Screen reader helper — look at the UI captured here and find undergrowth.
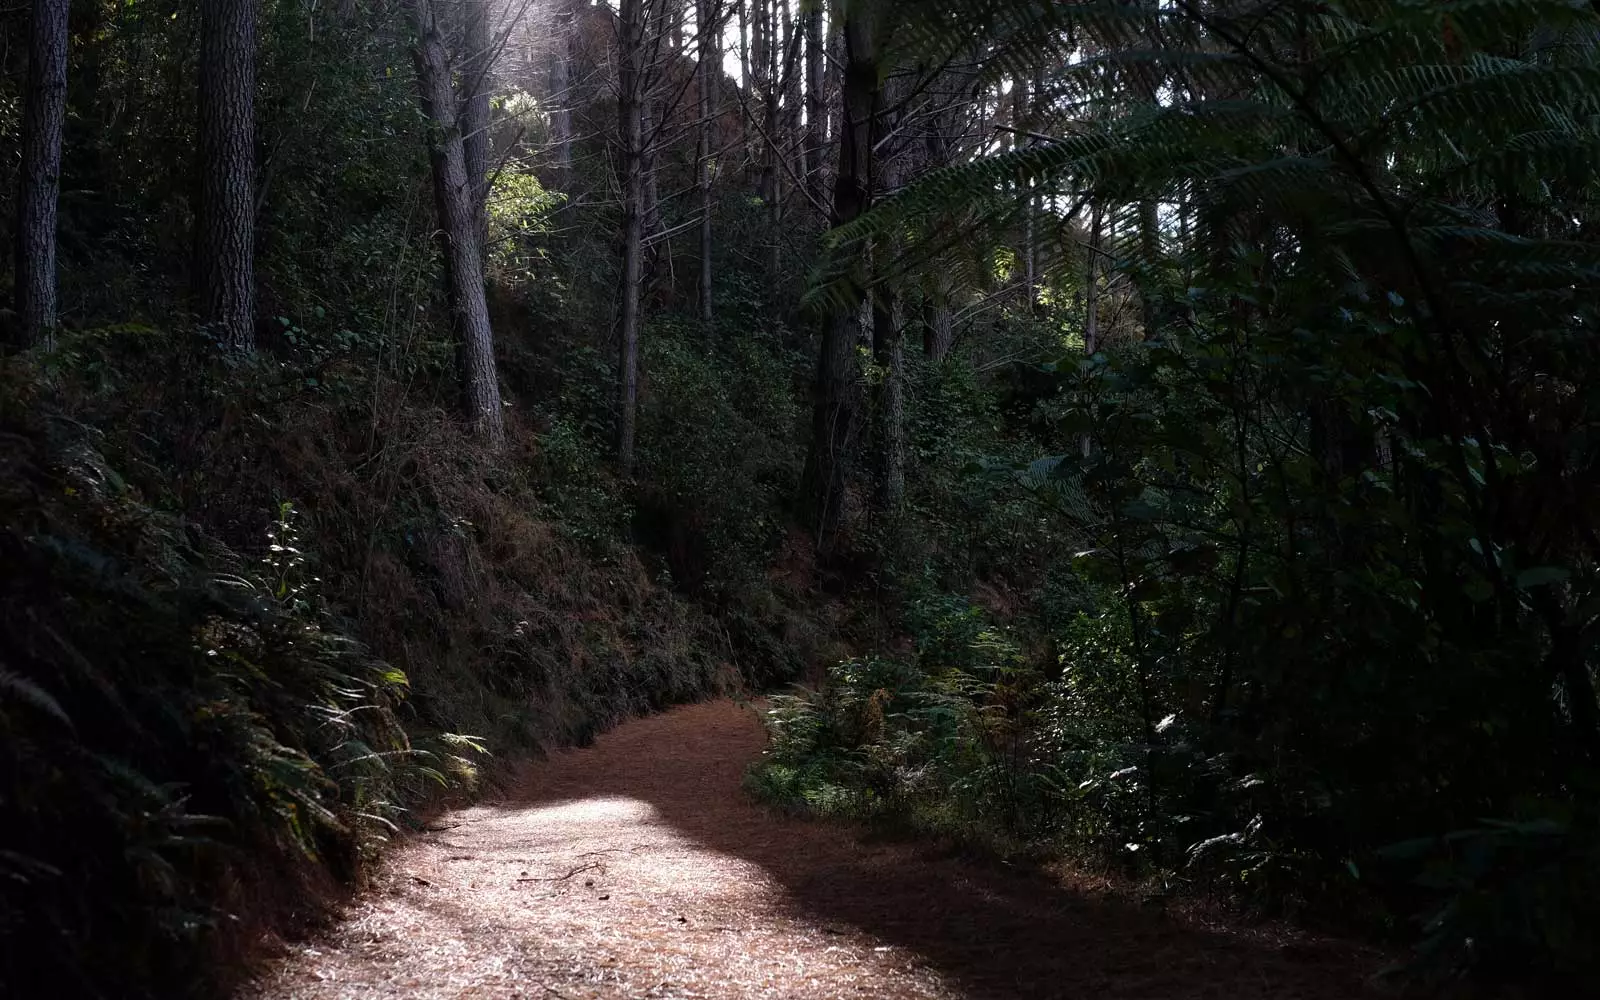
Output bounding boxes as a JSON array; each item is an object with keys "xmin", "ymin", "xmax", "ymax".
[{"xmin": 0, "ymin": 292, "xmax": 820, "ymax": 996}]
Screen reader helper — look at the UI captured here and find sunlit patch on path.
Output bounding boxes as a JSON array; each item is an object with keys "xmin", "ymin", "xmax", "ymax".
[{"xmin": 246, "ymin": 701, "xmax": 1377, "ymax": 1000}]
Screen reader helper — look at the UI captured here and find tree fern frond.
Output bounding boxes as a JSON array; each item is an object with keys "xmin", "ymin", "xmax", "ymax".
[{"xmin": 0, "ymin": 668, "xmax": 73, "ymax": 730}]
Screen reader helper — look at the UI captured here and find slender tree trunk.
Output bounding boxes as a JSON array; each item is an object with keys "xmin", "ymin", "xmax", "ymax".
[
  {"xmin": 780, "ymin": 0, "xmax": 802, "ymax": 207},
  {"xmin": 1085, "ymin": 203, "xmax": 1101, "ymax": 355},
  {"xmin": 753, "ymin": 0, "xmax": 781, "ymax": 277},
  {"xmin": 460, "ymin": 0, "xmax": 492, "ymax": 249},
  {"xmin": 925, "ymin": 273, "xmax": 954, "ymax": 361},
  {"xmin": 801, "ymin": 7, "xmax": 875, "ymax": 549},
  {"xmin": 548, "ymin": 0, "xmax": 573, "ymax": 180},
  {"xmin": 642, "ymin": 100, "xmax": 661, "ymax": 254},
  {"xmin": 737, "ymin": 0, "xmax": 750, "ymax": 175},
  {"xmin": 1082, "ymin": 202, "xmax": 1101, "ymax": 457},
  {"xmin": 871, "ymin": 69, "xmax": 904, "ymax": 513},
  {"xmin": 14, "ymin": 0, "xmax": 68, "ymax": 352},
  {"xmin": 825, "ymin": 11, "xmax": 842, "ymax": 157},
  {"xmin": 412, "ymin": 0, "xmax": 505, "ymax": 446},
  {"xmin": 873, "ymin": 286, "xmax": 905, "ymax": 512},
  {"xmin": 616, "ymin": 0, "xmax": 647, "ymax": 475},
  {"xmin": 802, "ymin": 0, "xmax": 825, "ymax": 213},
  {"xmin": 1139, "ymin": 197, "xmax": 1161, "ymax": 338},
  {"xmin": 1014, "ymin": 77, "xmax": 1036, "ymax": 312},
  {"xmin": 921, "ymin": 76, "xmax": 959, "ymax": 362},
  {"xmin": 198, "ymin": 0, "xmax": 257, "ymax": 352},
  {"xmin": 697, "ymin": 0, "xmax": 717, "ymax": 326}
]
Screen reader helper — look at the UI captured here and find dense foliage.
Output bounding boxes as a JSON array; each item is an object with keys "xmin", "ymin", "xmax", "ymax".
[
  {"xmin": 3, "ymin": 0, "xmax": 1598, "ymax": 995},
  {"xmin": 755, "ymin": 0, "xmax": 1600, "ymax": 990}
]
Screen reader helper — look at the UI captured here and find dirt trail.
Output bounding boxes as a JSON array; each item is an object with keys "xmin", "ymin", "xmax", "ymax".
[{"xmin": 247, "ymin": 700, "xmax": 1379, "ymax": 999}]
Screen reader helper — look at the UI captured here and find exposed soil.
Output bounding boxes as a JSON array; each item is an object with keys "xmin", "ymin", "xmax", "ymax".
[{"xmin": 246, "ymin": 700, "xmax": 1383, "ymax": 999}]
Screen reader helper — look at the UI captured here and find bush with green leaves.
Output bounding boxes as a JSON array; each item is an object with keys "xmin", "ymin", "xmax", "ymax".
[
  {"xmin": 791, "ymin": 0, "xmax": 1600, "ymax": 984},
  {"xmin": 636, "ymin": 316, "xmax": 803, "ymax": 599}
]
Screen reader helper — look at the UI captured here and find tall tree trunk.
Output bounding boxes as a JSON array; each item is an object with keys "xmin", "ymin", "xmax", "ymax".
[
  {"xmin": 1082, "ymin": 202, "xmax": 1101, "ymax": 457},
  {"xmin": 198, "ymin": 0, "xmax": 257, "ymax": 352},
  {"xmin": 801, "ymin": 7, "xmax": 875, "ymax": 549},
  {"xmin": 460, "ymin": 0, "xmax": 492, "ymax": 249},
  {"xmin": 697, "ymin": 0, "xmax": 717, "ymax": 326},
  {"xmin": 802, "ymin": 0, "xmax": 825, "ymax": 213},
  {"xmin": 1014, "ymin": 76, "xmax": 1036, "ymax": 312},
  {"xmin": 780, "ymin": 0, "xmax": 802, "ymax": 204},
  {"xmin": 1139, "ymin": 197, "xmax": 1161, "ymax": 338},
  {"xmin": 924, "ymin": 273, "xmax": 954, "ymax": 361},
  {"xmin": 754, "ymin": 0, "xmax": 781, "ymax": 277},
  {"xmin": 737, "ymin": 0, "xmax": 751, "ymax": 174},
  {"xmin": 14, "ymin": 0, "xmax": 68, "ymax": 352},
  {"xmin": 642, "ymin": 100, "xmax": 661, "ymax": 253},
  {"xmin": 921, "ymin": 74, "xmax": 959, "ymax": 362},
  {"xmin": 616, "ymin": 0, "xmax": 647, "ymax": 475},
  {"xmin": 872, "ymin": 285, "xmax": 905, "ymax": 512},
  {"xmin": 548, "ymin": 0, "xmax": 573, "ymax": 180},
  {"xmin": 1084, "ymin": 203, "xmax": 1102, "ymax": 355},
  {"xmin": 412, "ymin": 0, "xmax": 505, "ymax": 446},
  {"xmin": 871, "ymin": 69, "xmax": 904, "ymax": 514}
]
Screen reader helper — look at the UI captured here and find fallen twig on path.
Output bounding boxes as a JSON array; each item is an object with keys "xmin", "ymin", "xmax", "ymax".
[{"xmin": 516, "ymin": 861, "xmax": 603, "ymax": 882}]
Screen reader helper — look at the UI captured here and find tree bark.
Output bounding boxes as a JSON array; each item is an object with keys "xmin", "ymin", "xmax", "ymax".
[
  {"xmin": 1082, "ymin": 202, "xmax": 1101, "ymax": 457},
  {"xmin": 1139, "ymin": 197, "xmax": 1161, "ymax": 338},
  {"xmin": 548, "ymin": 0, "xmax": 573, "ymax": 180},
  {"xmin": 1085, "ymin": 203, "xmax": 1101, "ymax": 355},
  {"xmin": 641, "ymin": 100, "xmax": 661, "ymax": 253},
  {"xmin": 754, "ymin": 0, "xmax": 780, "ymax": 277},
  {"xmin": 1014, "ymin": 76, "xmax": 1037, "ymax": 312},
  {"xmin": 802, "ymin": 0, "xmax": 825, "ymax": 213},
  {"xmin": 925, "ymin": 273, "xmax": 954, "ymax": 361},
  {"xmin": 459, "ymin": 0, "xmax": 492, "ymax": 250},
  {"xmin": 616, "ymin": 0, "xmax": 647, "ymax": 475},
  {"xmin": 198, "ymin": 0, "xmax": 257, "ymax": 352},
  {"xmin": 871, "ymin": 65, "xmax": 904, "ymax": 513},
  {"xmin": 14, "ymin": 0, "xmax": 68, "ymax": 352},
  {"xmin": 872, "ymin": 287, "xmax": 905, "ymax": 513},
  {"xmin": 697, "ymin": 0, "xmax": 718, "ymax": 326},
  {"xmin": 412, "ymin": 0, "xmax": 505, "ymax": 447},
  {"xmin": 801, "ymin": 7, "xmax": 876, "ymax": 549}
]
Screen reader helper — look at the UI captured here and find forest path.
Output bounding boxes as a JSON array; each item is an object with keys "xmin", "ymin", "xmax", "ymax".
[{"xmin": 246, "ymin": 700, "xmax": 1378, "ymax": 1000}]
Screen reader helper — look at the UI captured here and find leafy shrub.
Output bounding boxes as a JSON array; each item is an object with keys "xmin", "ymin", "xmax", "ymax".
[{"xmin": 0, "ymin": 377, "xmax": 476, "ymax": 998}]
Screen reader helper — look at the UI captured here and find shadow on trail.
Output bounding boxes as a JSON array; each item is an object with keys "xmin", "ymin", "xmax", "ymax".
[{"xmin": 482, "ymin": 700, "xmax": 1381, "ymax": 1000}]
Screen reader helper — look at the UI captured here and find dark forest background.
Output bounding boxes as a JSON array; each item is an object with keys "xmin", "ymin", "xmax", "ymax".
[{"xmin": 2, "ymin": 1, "xmax": 1598, "ymax": 995}]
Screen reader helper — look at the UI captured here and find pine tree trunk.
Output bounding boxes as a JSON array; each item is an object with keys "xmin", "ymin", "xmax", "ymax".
[
  {"xmin": 802, "ymin": 0, "xmax": 825, "ymax": 213},
  {"xmin": 642, "ymin": 99, "xmax": 660, "ymax": 251},
  {"xmin": 925, "ymin": 273, "xmax": 954, "ymax": 361},
  {"xmin": 921, "ymin": 73, "xmax": 959, "ymax": 362},
  {"xmin": 1139, "ymin": 197, "xmax": 1160, "ymax": 338},
  {"xmin": 736, "ymin": 0, "xmax": 750, "ymax": 164},
  {"xmin": 548, "ymin": 0, "xmax": 573, "ymax": 180},
  {"xmin": 801, "ymin": 8, "xmax": 875, "ymax": 549},
  {"xmin": 697, "ymin": 0, "xmax": 717, "ymax": 326},
  {"xmin": 15, "ymin": 0, "xmax": 68, "ymax": 352},
  {"xmin": 616, "ymin": 0, "xmax": 646, "ymax": 476},
  {"xmin": 1085, "ymin": 204, "xmax": 1101, "ymax": 355},
  {"xmin": 780, "ymin": 0, "xmax": 802, "ymax": 203},
  {"xmin": 198, "ymin": 0, "xmax": 257, "ymax": 352},
  {"xmin": 871, "ymin": 68, "xmax": 904, "ymax": 514},
  {"xmin": 1014, "ymin": 77, "xmax": 1036, "ymax": 312},
  {"xmin": 460, "ymin": 0, "xmax": 492, "ymax": 250},
  {"xmin": 1082, "ymin": 203, "xmax": 1101, "ymax": 457},
  {"xmin": 753, "ymin": 0, "xmax": 780, "ymax": 278},
  {"xmin": 873, "ymin": 288, "xmax": 905, "ymax": 513},
  {"xmin": 412, "ymin": 0, "xmax": 505, "ymax": 447}
]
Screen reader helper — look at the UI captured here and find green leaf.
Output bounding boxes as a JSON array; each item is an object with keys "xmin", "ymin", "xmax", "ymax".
[{"xmin": 1515, "ymin": 566, "xmax": 1569, "ymax": 588}]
